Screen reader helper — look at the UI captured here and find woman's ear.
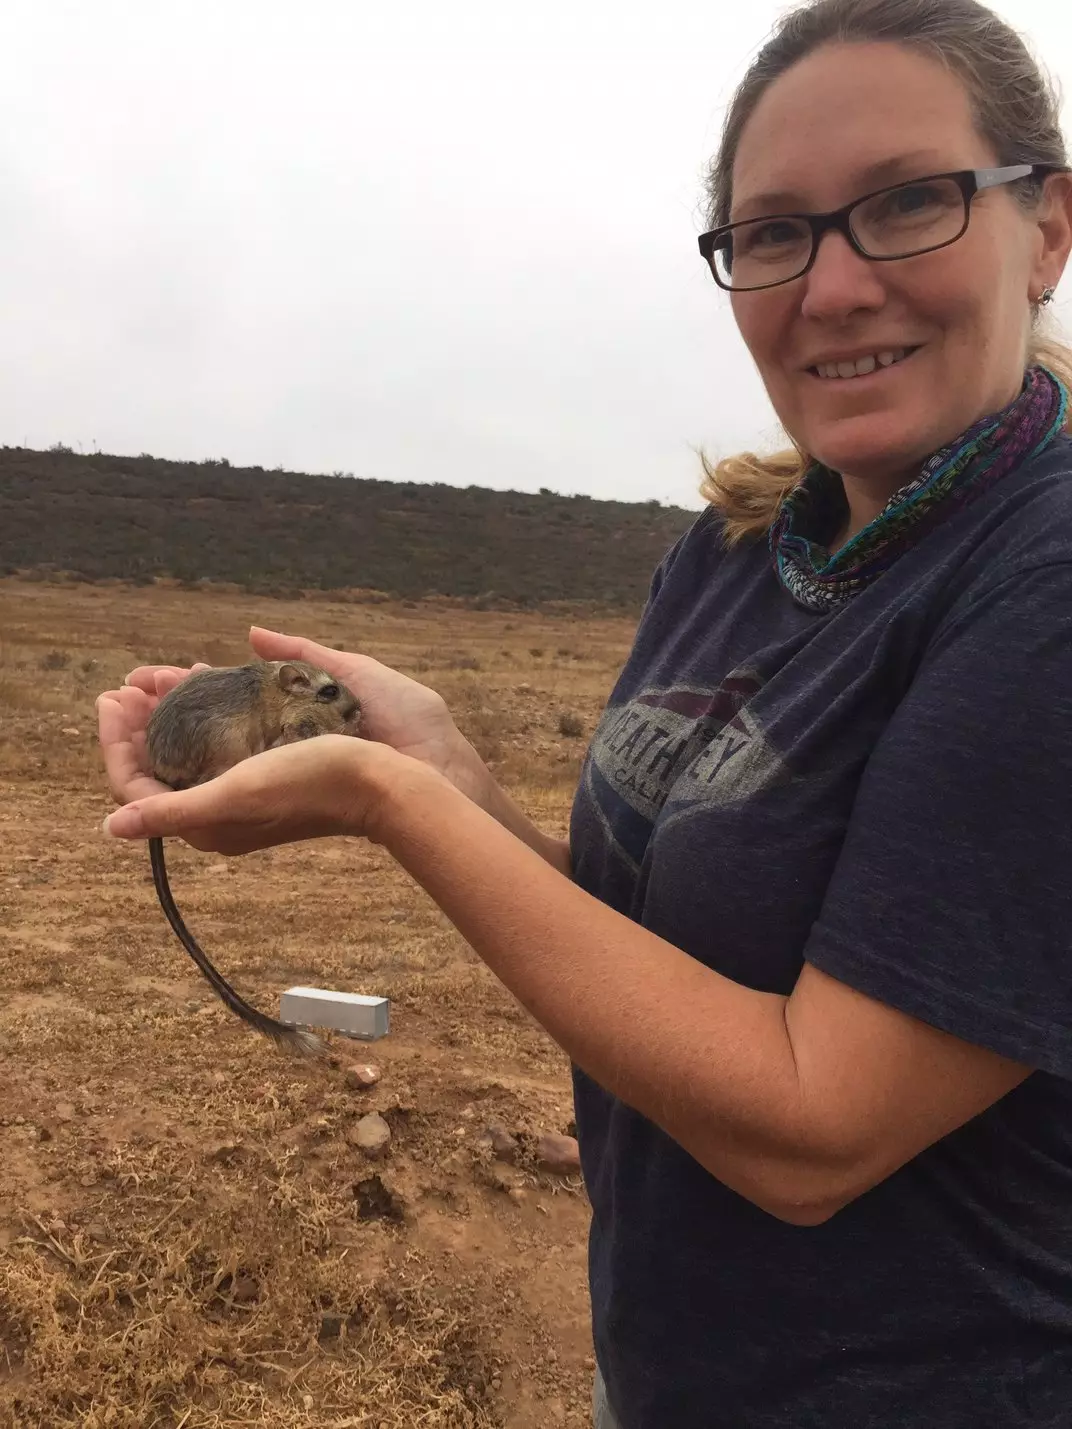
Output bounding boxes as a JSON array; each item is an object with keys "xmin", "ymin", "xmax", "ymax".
[{"xmin": 1030, "ymin": 171, "xmax": 1072, "ymax": 303}]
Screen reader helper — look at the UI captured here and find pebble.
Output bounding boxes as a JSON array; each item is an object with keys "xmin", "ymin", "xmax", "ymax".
[
  {"xmin": 353, "ymin": 1112, "xmax": 391, "ymax": 1159},
  {"xmin": 54, "ymin": 1102, "xmax": 76, "ymax": 1123},
  {"xmin": 484, "ymin": 1124, "xmax": 519, "ymax": 1162},
  {"xmin": 535, "ymin": 1132, "xmax": 581, "ymax": 1174},
  {"xmin": 344, "ymin": 1063, "xmax": 381, "ymax": 1090}
]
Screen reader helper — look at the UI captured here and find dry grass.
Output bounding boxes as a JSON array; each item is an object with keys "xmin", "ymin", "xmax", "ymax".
[{"xmin": 0, "ymin": 578, "xmax": 636, "ymax": 1428}]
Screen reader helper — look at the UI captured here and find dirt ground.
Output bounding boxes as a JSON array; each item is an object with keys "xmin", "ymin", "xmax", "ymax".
[{"xmin": 0, "ymin": 578, "xmax": 638, "ymax": 1429}]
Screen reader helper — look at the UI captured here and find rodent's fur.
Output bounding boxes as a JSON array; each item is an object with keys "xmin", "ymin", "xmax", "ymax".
[
  {"xmin": 146, "ymin": 659, "xmax": 361, "ymax": 788},
  {"xmin": 143, "ymin": 659, "xmax": 363, "ymax": 1056}
]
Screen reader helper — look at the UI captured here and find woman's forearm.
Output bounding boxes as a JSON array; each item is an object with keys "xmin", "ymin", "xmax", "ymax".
[
  {"xmin": 372, "ymin": 762, "xmax": 815, "ymax": 1220},
  {"xmin": 445, "ymin": 735, "xmax": 572, "ymax": 877}
]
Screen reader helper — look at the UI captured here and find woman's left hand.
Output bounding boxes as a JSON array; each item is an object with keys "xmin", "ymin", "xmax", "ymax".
[{"xmin": 99, "ymin": 730, "xmax": 421, "ymax": 855}]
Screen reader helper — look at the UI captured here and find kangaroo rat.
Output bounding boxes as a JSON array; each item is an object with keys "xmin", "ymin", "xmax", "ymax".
[{"xmin": 143, "ymin": 659, "xmax": 363, "ymax": 1055}]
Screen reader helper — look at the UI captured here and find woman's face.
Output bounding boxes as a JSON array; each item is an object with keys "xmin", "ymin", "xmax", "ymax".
[{"xmin": 728, "ymin": 41, "xmax": 1070, "ymax": 484}]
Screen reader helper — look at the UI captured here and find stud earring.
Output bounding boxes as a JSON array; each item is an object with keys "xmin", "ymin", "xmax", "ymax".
[{"xmin": 1039, "ymin": 286, "xmax": 1056, "ymax": 306}]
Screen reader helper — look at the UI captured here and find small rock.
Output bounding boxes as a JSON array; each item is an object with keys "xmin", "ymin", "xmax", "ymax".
[
  {"xmin": 344, "ymin": 1063, "xmax": 381, "ymax": 1090},
  {"xmin": 36, "ymin": 1126, "xmax": 52, "ymax": 1143},
  {"xmin": 353, "ymin": 1112, "xmax": 391, "ymax": 1159},
  {"xmin": 53, "ymin": 1102, "xmax": 76, "ymax": 1123},
  {"xmin": 506, "ymin": 1186, "xmax": 527, "ymax": 1204},
  {"xmin": 85, "ymin": 1222, "xmax": 109, "ymax": 1244},
  {"xmin": 302, "ymin": 1393, "xmax": 313, "ymax": 1411},
  {"xmin": 61, "ymin": 726, "xmax": 81, "ymax": 737},
  {"xmin": 535, "ymin": 1132, "xmax": 581, "ymax": 1175},
  {"xmin": 484, "ymin": 1124, "xmax": 519, "ymax": 1162}
]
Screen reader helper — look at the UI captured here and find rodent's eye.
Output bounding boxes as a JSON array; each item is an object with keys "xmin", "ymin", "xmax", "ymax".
[{"xmin": 317, "ymin": 683, "xmax": 340, "ymax": 702}]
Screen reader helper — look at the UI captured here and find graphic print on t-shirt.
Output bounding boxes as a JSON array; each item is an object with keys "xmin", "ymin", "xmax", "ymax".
[{"xmin": 582, "ymin": 665, "xmax": 787, "ymax": 871}]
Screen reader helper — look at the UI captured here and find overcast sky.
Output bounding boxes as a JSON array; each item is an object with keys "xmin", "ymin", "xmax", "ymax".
[{"xmin": 2, "ymin": 1, "xmax": 1071, "ymax": 509}]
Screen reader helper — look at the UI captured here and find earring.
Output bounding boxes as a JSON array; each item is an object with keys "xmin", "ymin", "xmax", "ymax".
[{"xmin": 1039, "ymin": 286, "xmax": 1056, "ymax": 306}]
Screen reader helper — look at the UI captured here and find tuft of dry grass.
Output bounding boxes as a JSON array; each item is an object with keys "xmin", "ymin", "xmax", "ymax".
[{"xmin": 3, "ymin": 1147, "xmax": 502, "ymax": 1429}]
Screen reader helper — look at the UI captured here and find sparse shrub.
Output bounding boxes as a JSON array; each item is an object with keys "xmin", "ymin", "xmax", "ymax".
[
  {"xmin": 558, "ymin": 711, "xmax": 585, "ymax": 738},
  {"xmin": 448, "ymin": 654, "xmax": 481, "ymax": 671},
  {"xmin": 529, "ymin": 648, "xmax": 544, "ymax": 659},
  {"xmin": 40, "ymin": 649, "xmax": 70, "ymax": 671}
]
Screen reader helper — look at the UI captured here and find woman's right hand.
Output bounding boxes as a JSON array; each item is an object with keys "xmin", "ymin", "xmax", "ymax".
[{"xmin": 121, "ymin": 625, "xmax": 493, "ymax": 805}]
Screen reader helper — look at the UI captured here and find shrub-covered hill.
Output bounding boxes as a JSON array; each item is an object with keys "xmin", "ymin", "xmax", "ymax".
[{"xmin": 0, "ymin": 446, "xmax": 699, "ymax": 609}]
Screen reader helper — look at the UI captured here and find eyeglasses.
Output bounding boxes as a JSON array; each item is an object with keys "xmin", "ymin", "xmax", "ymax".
[{"xmin": 697, "ymin": 164, "xmax": 1056, "ymax": 292}]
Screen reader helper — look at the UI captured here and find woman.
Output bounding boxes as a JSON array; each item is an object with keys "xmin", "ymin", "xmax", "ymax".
[{"xmin": 98, "ymin": 0, "xmax": 1072, "ymax": 1422}]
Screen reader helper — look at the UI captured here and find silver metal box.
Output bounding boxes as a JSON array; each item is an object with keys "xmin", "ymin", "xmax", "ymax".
[{"xmin": 279, "ymin": 985, "xmax": 390, "ymax": 1041}]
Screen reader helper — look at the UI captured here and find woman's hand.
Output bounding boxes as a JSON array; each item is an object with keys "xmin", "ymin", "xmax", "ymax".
[
  {"xmin": 100, "ymin": 731, "xmax": 429, "ymax": 855},
  {"xmin": 120, "ymin": 626, "xmax": 489, "ymax": 801}
]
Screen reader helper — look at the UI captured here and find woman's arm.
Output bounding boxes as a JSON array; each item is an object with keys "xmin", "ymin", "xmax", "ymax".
[
  {"xmin": 443, "ymin": 739, "xmax": 572, "ymax": 877},
  {"xmin": 373, "ymin": 759, "xmax": 1031, "ymax": 1227}
]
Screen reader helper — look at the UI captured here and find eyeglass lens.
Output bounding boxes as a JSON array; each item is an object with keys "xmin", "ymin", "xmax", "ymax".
[{"xmin": 713, "ymin": 176, "xmax": 968, "ymax": 289}]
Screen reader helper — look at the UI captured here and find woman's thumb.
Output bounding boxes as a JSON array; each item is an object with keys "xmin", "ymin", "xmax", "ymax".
[{"xmin": 249, "ymin": 626, "xmax": 328, "ymax": 664}]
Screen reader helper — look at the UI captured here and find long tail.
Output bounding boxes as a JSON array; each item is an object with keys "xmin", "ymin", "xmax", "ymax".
[{"xmin": 148, "ymin": 837, "xmax": 324, "ymax": 1057}]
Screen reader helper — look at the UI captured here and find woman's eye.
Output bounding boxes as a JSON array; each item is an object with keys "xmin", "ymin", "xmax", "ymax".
[
  {"xmin": 754, "ymin": 222, "xmax": 792, "ymax": 247},
  {"xmin": 880, "ymin": 184, "xmax": 947, "ymax": 219},
  {"xmin": 737, "ymin": 219, "xmax": 807, "ymax": 256},
  {"xmin": 317, "ymin": 683, "xmax": 340, "ymax": 702}
]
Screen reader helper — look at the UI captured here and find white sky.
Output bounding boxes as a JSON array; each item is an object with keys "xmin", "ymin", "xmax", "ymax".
[{"xmin": 2, "ymin": 0, "xmax": 1070, "ymax": 509}]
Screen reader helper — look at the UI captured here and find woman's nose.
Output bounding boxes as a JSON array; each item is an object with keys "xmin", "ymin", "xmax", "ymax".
[{"xmin": 800, "ymin": 228, "xmax": 886, "ymax": 320}]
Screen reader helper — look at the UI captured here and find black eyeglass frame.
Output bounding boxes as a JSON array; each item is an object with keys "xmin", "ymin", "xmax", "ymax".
[{"xmin": 697, "ymin": 164, "xmax": 1059, "ymax": 292}]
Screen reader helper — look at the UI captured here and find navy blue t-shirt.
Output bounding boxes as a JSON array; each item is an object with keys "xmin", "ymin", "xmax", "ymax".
[{"xmin": 569, "ymin": 437, "xmax": 1072, "ymax": 1427}]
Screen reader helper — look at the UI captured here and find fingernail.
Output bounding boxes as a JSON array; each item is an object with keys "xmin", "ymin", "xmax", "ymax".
[{"xmin": 102, "ymin": 808, "xmax": 144, "ymax": 838}]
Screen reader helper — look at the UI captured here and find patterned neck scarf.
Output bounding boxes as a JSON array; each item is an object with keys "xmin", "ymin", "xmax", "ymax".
[{"xmin": 769, "ymin": 364, "xmax": 1069, "ymax": 613}]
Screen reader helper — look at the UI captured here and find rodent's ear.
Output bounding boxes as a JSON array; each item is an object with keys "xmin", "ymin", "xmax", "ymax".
[{"xmin": 277, "ymin": 662, "xmax": 312, "ymax": 694}]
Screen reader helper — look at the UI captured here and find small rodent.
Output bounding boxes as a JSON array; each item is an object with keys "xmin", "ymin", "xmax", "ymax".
[{"xmin": 143, "ymin": 659, "xmax": 363, "ymax": 1056}]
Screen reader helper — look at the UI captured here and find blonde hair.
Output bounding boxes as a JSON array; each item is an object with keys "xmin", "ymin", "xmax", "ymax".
[{"xmin": 700, "ymin": 0, "xmax": 1072, "ymax": 544}]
